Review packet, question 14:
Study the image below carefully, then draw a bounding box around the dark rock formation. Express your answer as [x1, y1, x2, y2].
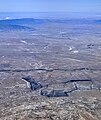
[22, 76, 43, 90]
[40, 89, 69, 97]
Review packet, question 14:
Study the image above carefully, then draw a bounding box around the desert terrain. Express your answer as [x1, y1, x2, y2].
[0, 18, 101, 120]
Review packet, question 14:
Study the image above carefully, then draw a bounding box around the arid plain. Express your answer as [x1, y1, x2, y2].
[0, 18, 101, 120]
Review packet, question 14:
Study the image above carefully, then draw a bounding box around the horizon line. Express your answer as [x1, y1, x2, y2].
[0, 11, 101, 13]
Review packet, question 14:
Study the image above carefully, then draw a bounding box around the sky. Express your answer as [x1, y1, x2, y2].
[0, 0, 101, 13]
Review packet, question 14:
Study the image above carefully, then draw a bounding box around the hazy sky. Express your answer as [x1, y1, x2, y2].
[0, 0, 101, 12]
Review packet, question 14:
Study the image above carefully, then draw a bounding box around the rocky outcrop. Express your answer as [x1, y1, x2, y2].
[22, 76, 43, 90]
[21, 76, 101, 97]
[40, 89, 69, 97]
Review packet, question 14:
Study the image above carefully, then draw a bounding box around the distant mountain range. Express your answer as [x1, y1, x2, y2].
[0, 18, 49, 25]
[0, 18, 51, 32]
[0, 18, 100, 32]
[0, 24, 34, 32]
[0, 18, 37, 32]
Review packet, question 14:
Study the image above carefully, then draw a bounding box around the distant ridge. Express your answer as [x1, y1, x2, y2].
[0, 18, 50, 32]
[0, 18, 100, 32]
[0, 24, 34, 32]
[0, 17, 101, 24]
[0, 18, 37, 32]
[0, 18, 50, 25]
